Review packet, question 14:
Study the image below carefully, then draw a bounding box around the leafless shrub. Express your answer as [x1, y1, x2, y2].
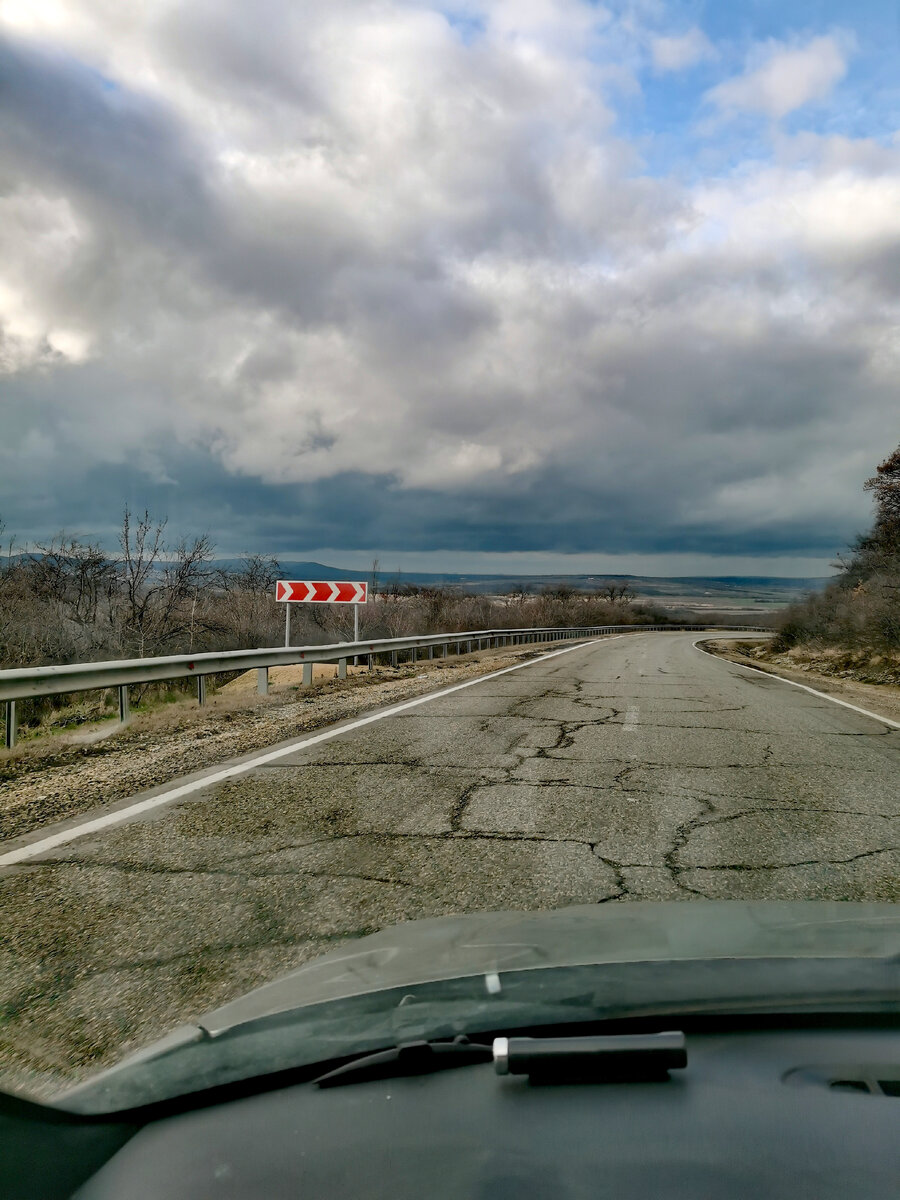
[0, 507, 698, 727]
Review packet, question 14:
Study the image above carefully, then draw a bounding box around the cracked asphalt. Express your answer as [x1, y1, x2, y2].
[2, 630, 899, 1096]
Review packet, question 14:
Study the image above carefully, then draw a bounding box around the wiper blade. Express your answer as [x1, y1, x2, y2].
[314, 1036, 492, 1088]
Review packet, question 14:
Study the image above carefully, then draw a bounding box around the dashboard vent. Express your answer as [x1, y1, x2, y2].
[784, 1066, 900, 1096]
[827, 1077, 900, 1096]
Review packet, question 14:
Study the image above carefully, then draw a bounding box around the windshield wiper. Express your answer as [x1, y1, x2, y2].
[314, 1036, 492, 1087]
[314, 1031, 686, 1088]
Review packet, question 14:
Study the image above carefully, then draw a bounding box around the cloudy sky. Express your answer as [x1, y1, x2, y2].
[2, 1, 899, 576]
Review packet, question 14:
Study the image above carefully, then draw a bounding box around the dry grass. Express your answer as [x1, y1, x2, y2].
[219, 661, 370, 694]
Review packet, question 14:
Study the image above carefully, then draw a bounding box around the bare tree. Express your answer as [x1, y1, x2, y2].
[598, 581, 635, 605]
[116, 508, 222, 656]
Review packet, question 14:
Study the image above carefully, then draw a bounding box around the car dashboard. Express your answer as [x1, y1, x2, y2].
[5, 1020, 896, 1199]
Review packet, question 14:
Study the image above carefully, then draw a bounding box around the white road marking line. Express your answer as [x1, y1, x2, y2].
[623, 705, 639, 731]
[0, 636, 624, 868]
[694, 639, 900, 731]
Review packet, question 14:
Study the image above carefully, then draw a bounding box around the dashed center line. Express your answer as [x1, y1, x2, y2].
[623, 706, 640, 731]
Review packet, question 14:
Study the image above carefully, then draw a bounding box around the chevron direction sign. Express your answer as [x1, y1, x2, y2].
[276, 580, 368, 604]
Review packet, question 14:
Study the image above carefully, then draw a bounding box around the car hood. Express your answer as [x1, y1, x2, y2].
[199, 900, 899, 1034]
[51, 900, 900, 1114]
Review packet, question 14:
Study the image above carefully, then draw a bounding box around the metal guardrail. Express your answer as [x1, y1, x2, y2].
[0, 624, 770, 748]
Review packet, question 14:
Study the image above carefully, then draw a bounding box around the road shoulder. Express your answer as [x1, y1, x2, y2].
[700, 638, 900, 727]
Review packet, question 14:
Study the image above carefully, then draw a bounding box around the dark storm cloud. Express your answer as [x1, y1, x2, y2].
[0, 442, 864, 564]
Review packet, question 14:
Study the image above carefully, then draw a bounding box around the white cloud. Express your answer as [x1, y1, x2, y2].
[707, 34, 849, 119]
[650, 28, 715, 73]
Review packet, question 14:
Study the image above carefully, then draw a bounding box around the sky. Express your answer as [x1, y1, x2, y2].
[1, 1, 899, 576]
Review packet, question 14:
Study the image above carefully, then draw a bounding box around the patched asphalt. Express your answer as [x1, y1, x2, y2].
[1, 631, 899, 1096]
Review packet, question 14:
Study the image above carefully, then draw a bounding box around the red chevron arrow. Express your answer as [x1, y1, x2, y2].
[276, 580, 368, 603]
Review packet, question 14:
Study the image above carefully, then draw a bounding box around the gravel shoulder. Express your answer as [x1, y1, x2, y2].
[701, 639, 900, 726]
[0, 642, 576, 844]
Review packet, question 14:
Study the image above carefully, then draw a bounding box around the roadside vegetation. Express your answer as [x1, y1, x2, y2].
[761, 443, 900, 684]
[0, 507, 720, 741]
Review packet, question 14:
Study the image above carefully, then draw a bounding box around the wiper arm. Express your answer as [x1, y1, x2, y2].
[314, 1030, 687, 1088]
[314, 1036, 492, 1088]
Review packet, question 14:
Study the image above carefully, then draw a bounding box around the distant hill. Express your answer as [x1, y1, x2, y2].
[215, 560, 830, 608]
[8, 550, 830, 612]
[10, 550, 831, 605]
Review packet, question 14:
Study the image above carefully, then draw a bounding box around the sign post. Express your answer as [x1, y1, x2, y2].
[275, 580, 369, 647]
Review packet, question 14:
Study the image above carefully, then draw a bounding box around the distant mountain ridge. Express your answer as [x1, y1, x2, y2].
[218, 560, 830, 601]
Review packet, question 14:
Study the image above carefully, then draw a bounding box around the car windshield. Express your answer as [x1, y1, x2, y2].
[0, 0, 898, 1109]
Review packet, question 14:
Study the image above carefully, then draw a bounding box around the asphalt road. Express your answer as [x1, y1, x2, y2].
[2, 631, 899, 1094]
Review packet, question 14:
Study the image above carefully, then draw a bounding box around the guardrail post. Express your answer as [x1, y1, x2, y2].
[118, 685, 130, 722]
[197, 675, 207, 705]
[427, 645, 434, 659]
[391, 651, 398, 667]
[410, 647, 417, 663]
[338, 658, 347, 679]
[4, 700, 16, 750]
[442, 644, 448, 657]
[367, 653, 374, 671]
[257, 667, 269, 696]
[302, 662, 313, 686]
